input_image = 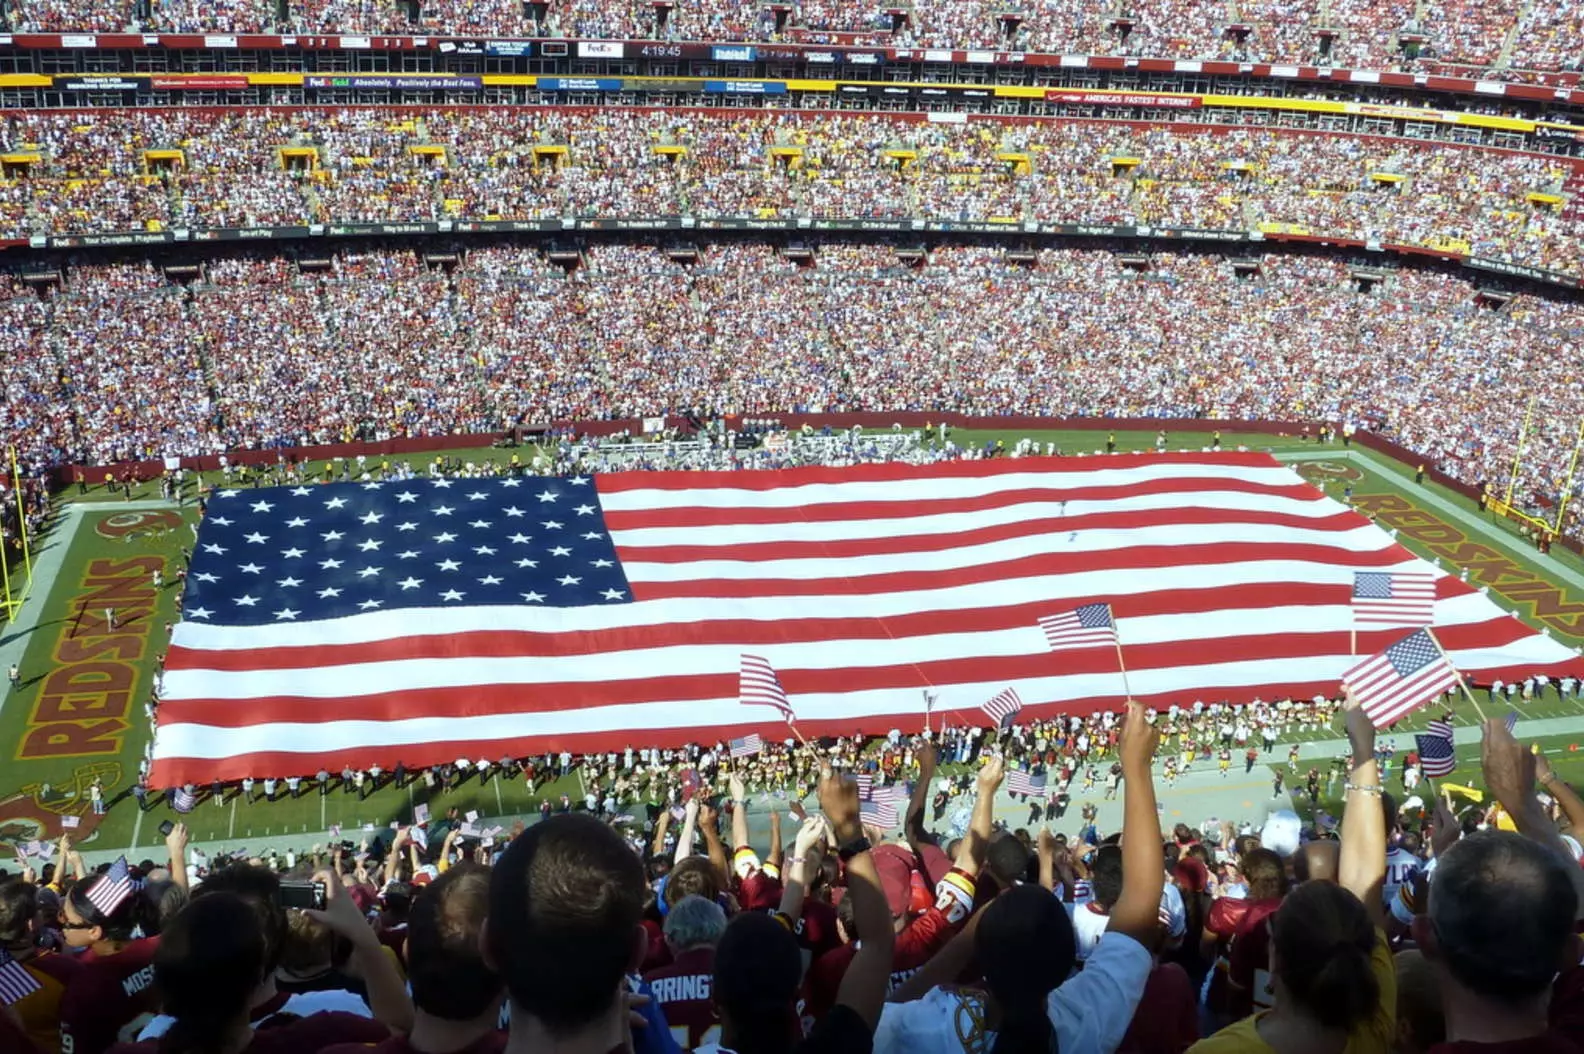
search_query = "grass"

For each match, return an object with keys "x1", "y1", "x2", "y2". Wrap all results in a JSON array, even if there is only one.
[{"x1": 2, "y1": 426, "x2": 1582, "y2": 856}]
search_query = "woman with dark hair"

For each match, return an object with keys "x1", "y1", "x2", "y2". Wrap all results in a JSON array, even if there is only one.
[
  {"x1": 874, "y1": 703, "x2": 1165, "y2": 1054},
  {"x1": 1189, "y1": 693, "x2": 1394, "y2": 1053},
  {"x1": 58, "y1": 859, "x2": 164, "y2": 1054},
  {"x1": 104, "y1": 892, "x2": 387, "y2": 1054}
]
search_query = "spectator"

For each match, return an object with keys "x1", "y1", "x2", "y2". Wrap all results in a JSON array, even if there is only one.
[
  {"x1": 875, "y1": 700, "x2": 1162, "y2": 1051},
  {"x1": 323, "y1": 863, "x2": 503, "y2": 1054},
  {"x1": 1190, "y1": 689, "x2": 1393, "y2": 1051},
  {"x1": 57, "y1": 862, "x2": 163, "y2": 1054},
  {"x1": 104, "y1": 891, "x2": 387, "y2": 1054}
]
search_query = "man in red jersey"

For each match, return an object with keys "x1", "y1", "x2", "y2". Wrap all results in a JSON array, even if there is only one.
[
  {"x1": 644, "y1": 895, "x2": 728, "y2": 1051},
  {"x1": 323, "y1": 864, "x2": 505, "y2": 1054},
  {"x1": 801, "y1": 755, "x2": 1003, "y2": 1020}
]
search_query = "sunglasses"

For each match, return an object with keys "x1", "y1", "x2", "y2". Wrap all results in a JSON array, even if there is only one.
[{"x1": 60, "y1": 921, "x2": 97, "y2": 931}]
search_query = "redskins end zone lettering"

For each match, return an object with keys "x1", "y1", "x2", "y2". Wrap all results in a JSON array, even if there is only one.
[
  {"x1": 19, "y1": 554, "x2": 163, "y2": 759},
  {"x1": 1351, "y1": 493, "x2": 1584, "y2": 640}
]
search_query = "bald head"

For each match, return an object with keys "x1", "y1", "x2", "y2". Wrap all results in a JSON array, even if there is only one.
[{"x1": 1294, "y1": 840, "x2": 1339, "y2": 884}]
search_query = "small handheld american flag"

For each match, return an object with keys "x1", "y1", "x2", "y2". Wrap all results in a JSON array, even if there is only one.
[
  {"x1": 855, "y1": 773, "x2": 873, "y2": 799},
  {"x1": 729, "y1": 733, "x2": 763, "y2": 760},
  {"x1": 859, "y1": 799, "x2": 899, "y2": 829},
  {"x1": 1415, "y1": 731, "x2": 1457, "y2": 778},
  {"x1": 84, "y1": 856, "x2": 138, "y2": 917},
  {"x1": 1039, "y1": 603, "x2": 1119, "y2": 652},
  {"x1": 980, "y1": 687, "x2": 1024, "y2": 730},
  {"x1": 740, "y1": 654, "x2": 795, "y2": 721},
  {"x1": 1008, "y1": 770, "x2": 1048, "y2": 797},
  {"x1": 1342, "y1": 629, "x2": 1462, "y2": 729},
  {"x1": 1352, "y1": 571, "x2": 1437, "y2": 628},
  {"x1": 0, "y1": 947, "x2": 41, "y2": 1007}
]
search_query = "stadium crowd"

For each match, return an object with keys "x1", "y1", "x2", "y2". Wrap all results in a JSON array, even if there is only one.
[
  {"x1": 4, "y1": 696, "x2": 1583, "y2": 1054},
  {"x1": 3, "y1": 110, "x2": 1580, "y2": 279},
  {"x1": 6, "y1": 0, "x2": 1584, "y2": 79},
  {"x1": 5, "y1": 243, "x2": 1583, "y2": 540}
]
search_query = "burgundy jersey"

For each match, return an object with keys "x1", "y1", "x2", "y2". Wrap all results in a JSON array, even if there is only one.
[
  {"x1": 60, "y1": 937, "x2": 161, "y2": 1054},
  {"x1": 644, "y1": 946, "x2": 720, "y2": 1051},
  {"x1": 107, "y1": 1012, "x2": 387, "y2": 1054},
  {"x1": 322, "y1": 1031, "x2": 507, "y2": 1054}
]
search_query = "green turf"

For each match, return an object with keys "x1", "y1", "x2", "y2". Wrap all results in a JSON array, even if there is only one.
[{"x1": 3, "y1": 426, "x2": 1582, "y2": 855}]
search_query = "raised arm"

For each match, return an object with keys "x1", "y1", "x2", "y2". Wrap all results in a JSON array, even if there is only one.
[
  {"x1": 952, "y1": 754, "x2": 1005, "y2": 878},
  {"x1": 1483, "y1": 718, "x2": 1584, "y2": 919},
  {"x1": 1108, "y1": 701, "x2": 1165, "y2": 943},
  {"x1": 165, "y1": 822, "x2": 190, "y2": 893},
  {"x1": 1536, "y1": 751, "x2": 1584, "y2": 836},
  {"x1": 824, "y1": 769, "x2": 894, "y2": 1030},
  {"x1": 1338, "y1": 690, "x2": 1386, "y2": 926},
  {"x1": 698, "y1": 802, "x2": 730, "y2": 885},
  {"x1": 729, "y1": 772, "x2": 750, "y2": 855},
  {"x1": 308, "y1": 869, "x2": 413, "y2": 1034},
  {"x1": 767, "y1": 807, "x2": 785, "y2": 873},
  {"x1": 775, "y1": 816, "x2": 826, "y2": 926},
  {"x1": 675, "y1": 797, "x2": 700, "y2": 860},
  {"x1": 905, "y1": 740, "x2": 938, "y2": 846},
  {"x1": 651, "y1": 808, "x2": 673, "y2": 859}
]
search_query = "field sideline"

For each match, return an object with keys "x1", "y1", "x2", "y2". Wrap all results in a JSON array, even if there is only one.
[{"x1": 1, "y1": 427, "x2": 1580, "y2": 863}]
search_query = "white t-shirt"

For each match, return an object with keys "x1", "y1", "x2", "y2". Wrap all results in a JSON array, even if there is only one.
[
  {"x1": 873, "y1": 930, "x2": 1152, "y2": 1054},
  {"x1": 1068, "y1": 885, "x2": 1185, "y2": 962},
  {"x1": 137, "y1": 989, "x2": 372, "y2": 1039}
]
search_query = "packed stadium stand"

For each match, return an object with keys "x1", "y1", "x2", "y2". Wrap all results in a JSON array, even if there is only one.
[{"x1": 2, "y1": 243, "x2": 1580, "y2": 545}]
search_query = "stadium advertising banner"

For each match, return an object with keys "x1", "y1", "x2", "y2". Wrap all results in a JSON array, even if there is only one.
[
  {"x1": 538, "y1": 77, "x2": 625, "y2": 91},
  {"x1": 149, "y1": 75, "x2": 249, "y2": 90},
  {"x1": 484, "y1": 40, "x2": 532, "y2": 56},
  {"x1": 702, "y1": 80, "x2": 789, "y2": 94},
  {"x1": 710, "y1": 45, "x2": 757, "y2": 61},
  {"x1": 1045, "y1": 90, "x2": 1203, "y2": 107},
  {"x1": 304, "y1": 75, "x2": 482, "y2": 90},
  {"x1": 52, "y1": 75, "x2": 150, "y2": 93}
]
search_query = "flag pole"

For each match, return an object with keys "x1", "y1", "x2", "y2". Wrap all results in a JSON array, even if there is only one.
[
  {"x1": 1425, "y1": 627, "x2": 1488, "y2": 724},
  {"x1": 1108, "y1": 603, "x2": 1133, "y2": 701}
]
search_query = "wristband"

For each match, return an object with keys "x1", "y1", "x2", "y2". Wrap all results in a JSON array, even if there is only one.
[
  {"x1": 789, "y1": 856, "x2": 807, "y2": 865},
  {"x1": 837, "y1": 836, "x2": 872, "y2": 862},
  {"x1": 1345, "y1": 782, "x2": 1382, "y2": 795}
]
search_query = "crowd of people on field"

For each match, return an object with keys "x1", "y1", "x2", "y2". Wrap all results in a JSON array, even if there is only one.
[
  {"x1": 5, "y1": 693, "x2": 1584, "y2": 1054},
  {"x1": 4, "y1": 109, "x2": 1583, "y2": 280},
  {"x1": 6, "y1": 242, "x2": 1584, "y2": 539},
  {"x1": 8, "y1": 0, "x2": 1584, "y2": 77}
]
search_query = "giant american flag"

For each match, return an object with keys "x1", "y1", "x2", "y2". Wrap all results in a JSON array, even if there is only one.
[{"x1": 150, "y1": 454, "x2": 1584, "y2": 784}]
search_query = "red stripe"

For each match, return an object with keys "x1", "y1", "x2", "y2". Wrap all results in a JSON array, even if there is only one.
[
  {"x1": 167, "y1": 580, "x2": 1451, "y2": 674},
  {"x1": 629, "y1": 541, "x2": 1418, "y2": 601},
  {"x1": 604, "y1": 476, "x2": 1319, "y2": 531},
  {"x1": 618, "y1": 505, "x2": 1360, "y2": 564},
  {"x1": 149, "y1": 659, "x2": 1570, "y2": 787},
  {"x1": 155, "y1": 616, "x2": 1535, "y2": 730},
  {"x1": 594, "y1": 450, "x2": 1283, "y2": 494}
]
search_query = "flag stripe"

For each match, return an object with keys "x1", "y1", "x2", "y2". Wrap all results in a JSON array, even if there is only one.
[
  {"x1": 151, "y1": 454, "x2": 1584, "y2": 784},
  {"x1": 606, "y1": 488, "x2": 1342, "y2": 547},
  {"x1": 159, "y1": 602, "x2": 1532, "y2": 708},
  {"x1": 166, "y1": 566, "x2": 1471, "y2": 661}
]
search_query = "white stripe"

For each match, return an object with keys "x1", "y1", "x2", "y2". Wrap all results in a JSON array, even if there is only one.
[
  {"x1": 598, "y1": 463, "x2": 1308, "y2": 512},
  {"x1": 151, "y1": 640, "x2": 1572, "y2": 761},
  {"x1": 169, "y1": 555, "x2": 1430, "y2": 654},
  {"x1": 159, "y1": 595, "x2": 1561, "y2": 702},
  {"x1": 618, "y1": 520, "x2": 1395, "y2": 584},
  {"x1": 609, "y1": 487, "x2": 1336, "y2": 548}
]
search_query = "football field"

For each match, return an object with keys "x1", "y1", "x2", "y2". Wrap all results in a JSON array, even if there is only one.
[{"x1": 2, "y1": 427, "x2": 1582, "y2": 863}]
